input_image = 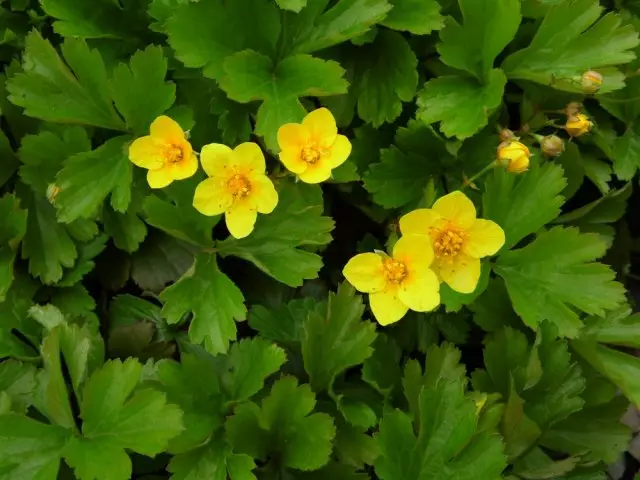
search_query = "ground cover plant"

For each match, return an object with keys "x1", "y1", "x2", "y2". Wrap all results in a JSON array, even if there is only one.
[{"x1": 2, "y1": 0, "x2": 640, "y2": 479}]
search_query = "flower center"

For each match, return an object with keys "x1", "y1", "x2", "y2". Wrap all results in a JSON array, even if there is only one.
[
  {"x1": 165, "y1": 145, "x2": 183, "y2": 164},
  {"x1": 383, "y1": 258, "x2": 408, "y2": 284},
  {"x1": 431, "y1": 224, "x2": 465, "y2": 259},
  {"x1": 227, "y1": 174, "x2": 251, "y2": 199},
  {"x1": 301, "y1": 145, "x2": 321, "y2": 164}
]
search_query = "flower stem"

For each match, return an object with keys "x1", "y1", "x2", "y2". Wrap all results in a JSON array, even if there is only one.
[{"x1": 462, "y1": 162, "x2": 496, "y2": 190}]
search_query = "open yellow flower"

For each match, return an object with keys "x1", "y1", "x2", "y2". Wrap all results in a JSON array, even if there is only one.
[
  {"x1": 128, "y1": 116, "x2": 198, "y2": 189},
  {"x1": 343, "y1": 235, "x2": 440, "y2": 326},
  {"x1": 193, "y1": 142, "x2": 278, "y2": 239},
  {"x1": 277, "y1": 108, "x2": 351, "y2": 184},
  {"x1": 400, "y1": 191, "x2": 505, "y2": 294}
]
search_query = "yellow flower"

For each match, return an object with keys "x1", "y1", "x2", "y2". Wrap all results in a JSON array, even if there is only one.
[
  {"x1": 497, "y1": 140, "x2": 530, "y2": 173},
  {"x1": 277, "y1": 108, "x2": 352, "y2": 184},
  {"x1": 400, "y1": 191, "x2": 505, "y2": 294},
  {"x1": 581, "y1": 70, "x2": 603, "y2": 94},
  {"x1": 129, "y1": 116, "x2": 198, "y2": 189},
  {"x1": 343, "y1": 235, "x2": 440, "y2": 326},
  {"x1": 193, "y1": 142, "x2": 278, "y2": 239},
  {"x1": 565, "y1": 114, "x2": 592, "y2": 137}
]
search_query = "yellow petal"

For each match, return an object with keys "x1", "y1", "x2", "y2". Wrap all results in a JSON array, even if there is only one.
[
  {"x1": 302, "y1": 108, "x2": 337, "y2": 145},
  {"x1": 279, "y1": 149, "x2": 307, "y2": 174},
  {"x1": 193, "y1": 178, "x2": 233, "y2": 216},
  {"x1": 464, "y1": 219, "x2": 505, "y2": 258},
  {"x1": 147, "y1": 168, "x2": 174, "y2": 189},
  {"x1": 172, "y1": 153, "x2": 199, "y2": 180},
  {"x1": 232, "y1": 142, "x2": 266, "y2": 174},
  {"x1": 392, "y1": 234, "x2": 434, "y2": 271},
  {"x1": 369, "y1": 287, "x2": 408, "y2": 326},
  {"x1": 226, "y1": 201, "x2": 257, "y2": 239},
  {"x1": 250, "y1": 174, "x2": 279, "y2": 214},
  {"x1": 200, "y1": 143, "x2": 233, "y2": 177},
  {"x1": 278, "y1": 123, "x2": 310, "y2": 151},
  {"x1": 436, "y1": 254, "x2": 481, "y2": 294},
  {"x1": 298, "y1": 163, "x2": 332, "y2": 184},
  {"x1": 150, "y1": 116, "x2": 185, "y2": 144},
  {"x1": 432, "y1": 191, "x2": 476, "y2": 229},
  {"x1": 399, "y1": 208, "x2": 443, "y2": 236},
  {"x1": 129, "y1": 136, "x2": 165, "y2": 170},
  {"x1": 326, "y1": 134, "x2": 352, "y2": 168},
  {"x1": 399, "y1": 268, "x2": 440, "y2": 312},
  {"x1": 343, "y1": 253, "x2": 386, "y2": 293}
]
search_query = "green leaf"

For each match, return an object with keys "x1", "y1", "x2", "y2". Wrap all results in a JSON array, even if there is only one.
[
  {"x1": 0, "y1": 415, "x2": 70, "y2": 480},
  {"x1": 226, "y1": 376, "x2": 336, "y2": 471},
  {"x1": 168, "y1": 438, "x2": 256, "y2": 480},
  {"x1": 219, "y1": 50, "x2": 348, "y2": 151},
  {"x1": 166, "y1": 0, "x2": 280, "y2": 80},
  {"x1": 18, "y1": 126, "x2": 91, "y2": 195},
  {"x1": 58, "y1": 234, "x2": 108, "y2": 287},
  {"x1": 437, "y1": 0, "x2": 521, "y2": 80},
  {"x1": 0, "y1": 360, "x2": 37, "y2": 414},
  {"x1": 376, "y1": 344, "x2": 506, "y2": 479},
  {"x1": 55, "y1": 136, "x2": 132, "y2": 223},
  {"x1": 276, "y1": 0, "x2": 307, "y2": 12},
  {"x1": 160, "y1": 253, "x2": 247, "y2": 355},
  {"x1": 40, "y1": 0, "x2": 136, "y2": 38},
  {"x1": 102, "y1": 205, "x2": 147, "y2": 254},
  {"x1": 7, "y1": 32, "x2": 125, "y2": 130},
  {"x1": 109, "y1": 46, "x2": 176, "y2": 135},
  {"x1": 503, "y1": 0, "x2": 639, "y2": 93},
  {"x1": 581, "y1": 307, "x2": 640, "y2": 348},
  {"x1": 483, "y1": 161, "x2": 566, "y2": 250},
  {"x1": 50, "y1": 284, "x2": 96, "y2": 323},
  {"x1": 291, "y1": 0, "x2": 392, "y2": 54},
  {"x1": 302, "y1": 284, "x2": 376, "y2": 392},
  {"x1": 382, "y1": 0, "x2": 443, "y2": 34},
  {"x1": 362, "y1": 333, "x2": 401, "y2": 398},
  {"x1": 500, "y1": 388, "x2": 541, "y2": 462},
  {"x1": 249, "y1": 298, "x2": 322, "y2": 344},
  {"x1": 63, "y1": 358, "x2": 183, "y2": 480},
  {"x1": 495, "y1": 227, "x2": 625, "y2": 337},
  {"x1": 0, "y1": 194, "x2": 27, "y2": 301},
  {"x1": 600, "y1": 76, "x2": 640, "y2": 124},
  {"x1": 612, "y1": 127, "x2": 640, "y2": 181},
  {"x1": 416, "y1": 69, "x2": 506, "y2": 139},
  {"x1": 470, "y1": 278, "x2": 521, "y2": 332},
  {"x1": 217, "y1": 181, "x2": 334, "y2": 287}
]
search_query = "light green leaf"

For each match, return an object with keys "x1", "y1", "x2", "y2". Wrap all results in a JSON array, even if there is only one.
[
  {"x1": 503, "y1": 0, "x2": 639, "y2": 93},
  {"x1": 0, "y1": 415, "x2": 70, "y2": 480},
  {"x1": 382, "y1": 0, "x2": 443, "y2": 34},
  {"x1": 226, "y1": 376, "x2": 336, "y2": 471},
  {"x1": 166, "y1": 0, "x2": 280, "y2": 80},
  {"x1": 0, "y1": 360, "x2": 37, "y2": 414},
  {"x1": 219, "y1": 50, "x2": 348, "y2": 151},
  {"x1": 376, "y1": 344, "x2": 506, "y2": 480},
  {"x1": 437, "y1": 0, "x2": 521, "y2": 79},
  {"x1": 302, "y1": 284, "x2": 377, "y2": 392},
  {"x1": 495, "y1": 227, "x2": 625, "y2": 337},
  {"x1": 0, "y1": 194, "x2": 27, "y2": 301},
  {"x1": 160, "y1": 253, "x2": 247, "y2": 355},
  {"x1": 110, "y1": 46, "x2": 176, "y2": 135},
  {"x1": 55, "y1": 136, "x2": 132, "y2": 223},
  {"x1": 64, "y1": 436, "x2": 131, "y2": 480},
  {"x1": 416, "y1": 69, "x2": 506, "y2": 139},
  {"x1": 168, "y1": 438, "x2": 256, "y2": 480},
  {"x1": 7, "y1": 32, "x2": 125, "y2": 130},
  {"x1": 612, "y1": 127, "x2": 640, "y2": 180},
  {"x1": 581, "y1": 307, "x2": 640, "y2": 348},
  {"x1": 276, "y1": 0, "x2": 307, "y2": 12},
  {"x1": 217, "y1": 181, "x2": 334, "y2": 287},
  {"x1": 50, "y1": 284, "x2": 96, "y2": 323},
  {"x1": 102, "y1": 205, "x2": 147, "y2": 253},
  {"x1": 483, "y1": 161, "x2": 566, "y2": 250}
]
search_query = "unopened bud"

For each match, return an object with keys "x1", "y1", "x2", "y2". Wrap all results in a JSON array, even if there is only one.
[
  {"x1": 564, "y1": 102, "x2": 581, "y2": 117},
  {"x1": 499, "y1": 128, "x2": 517, "y2": 142},
  {"x1": 565, "y1": 113, "x2": 592, "y2": 137},
  {"x1": 46, "y1": 184, "x2": 61, "y2": 203},
  {"x1": 540, "y1": 135, "x2": 565, "y2": 157},
  {"x1": 497, "y1": 140, "x2": 530, "y2": 174},
  {"x1": 581, "y1": 71, "x2": 603, "y2": 94}
]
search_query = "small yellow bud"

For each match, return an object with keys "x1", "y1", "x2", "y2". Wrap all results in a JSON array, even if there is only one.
[
  {"x1": 540, "y1": 135, "x2": 565, "y2": 157},
  {"x1": 499, "y1": 128, "x2": 517, "y2": 142},
  {"x1": 565, "y1": 113, "x2": 592, "y2": 137},
  {"x1": 497, "y1": 140, "x2": 530, "y2": 174},
  {"x1": 581, "y1": 70, "x2": 603, "y2": 94},
  {"x1": 46, "y1": 184, "x2": 61, "y2": 203}
]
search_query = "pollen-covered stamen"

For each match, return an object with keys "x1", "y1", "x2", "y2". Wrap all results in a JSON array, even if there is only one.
[
  {"x1": 383, "y1": 258, "x2": 408, "y2": 284},
  {"x1": 431, "y1": 224, "x2": 466, "y2": 258},
  {"x1": 165, "y1": 145, "x2": 184, "y2": 164},
  {"x1": 227, "y1": 173, "x2": 251, "y2": 199},
  {"x1": 301, "y1": 145, "x2": 321, "y2": 164}
]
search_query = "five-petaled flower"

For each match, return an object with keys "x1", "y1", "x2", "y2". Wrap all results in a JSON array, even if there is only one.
[
  {"x1": 128, "y1": 116, "x2": 198, "y2": 189},
  {"x1": 277, "y1": 108, "x2": 352, "y2": 183},
  {"x1": 343, "y1": 235, "x2": 440, "y2": 326},
  {"x1": 400, "y1": 191, "x2": 505, "y2": 294},
  {"x1": 193, "y1": 142, "x2": 278, "y2": 239}
]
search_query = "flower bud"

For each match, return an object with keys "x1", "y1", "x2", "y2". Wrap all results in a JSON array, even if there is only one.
[
  {"x1": 581, "y1": 70, "x2": 603, "y2": 94},
  {"x1": 540, "y1": 135, "x2": 565, "y2": 157},
  {"x1": 46, "y1": 184, "x2": 61, "y2": 203},
  {"x1": 564, "y1": 102, "x2": 581, "y2": 117},
  {"x1": 565, "y1": 113, "x2": 592, "y2": 137},
  {"x1": 497, "y1": 140, "x2": 530, "y2": 174},
  {"x1": 499, "y1": 128, "x2": 517, "y2": 142}
]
